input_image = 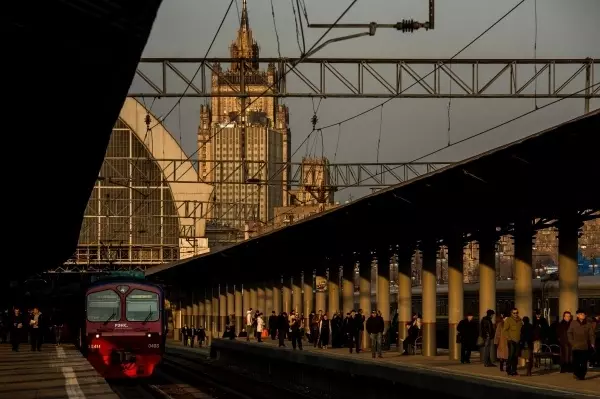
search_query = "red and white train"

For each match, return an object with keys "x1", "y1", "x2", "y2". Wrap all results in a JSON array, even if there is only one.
[{"x1": 78, "y1": 278, "x2": 166, "y2": 378}]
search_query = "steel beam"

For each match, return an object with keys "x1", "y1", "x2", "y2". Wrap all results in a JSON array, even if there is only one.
[
  {"x1": 130, "y1": 58, "x2": 599, "y2": 99},
  {"x1": 101, "y1": 158, "x2": 453, "y2": 188}
]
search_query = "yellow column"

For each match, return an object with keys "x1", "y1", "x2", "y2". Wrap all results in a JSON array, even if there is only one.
[
  {"x1": 478, "y1": 232, "x2": 497, "y2": 320},
  {"x1": 328, "y1": 266, "x2": 341, "y2": 316},
  {"x1": 204, "y1": 294, "x2": 212, "y2": 343},
  {"x1": 559, "y1": 216, "x2": 580, "y2": 315},
  {"x1": 212, "y1": 288, "x2": 219, "y2": 336},
  {"x1": 421, "y1": 240, "x2": 438, "y2": 357},
  {"x1": 303, "y1": 271, "x2": 313, "y2": 327},
  {"x1": 234, "y1": 284, "x2": 243, "y2": 334},
  {"x1": 514, "y1": 219, "x2": 533, "y2": 320},
  {"x1": 359, "y1": 253, "x2": 372, "y2": 350},
  {"x1": 447, "y1": 238, "x2": 464, "y2": 361},
  {"x1": 242, "y1": 284, "x2": 251, "y2": 315},
  {"x1": 342, "y1": 259, "x2": 355, "y2": 314},
  {"x1": 292, "y1": 276, "x2": 302, "y2": 314},
  {"x1": 282, "y1": 276, "x2": 292, "y2": 314},
  {"x1": 257, "y1": 286, "x2": 266, "y2": 314},
  {"x1": 250, "y1": 285, "x2": 258, "y2": 311},
  {"x1": 185, "y1": 292, "x2": 193, "y2": 327},
  {"x1": 273, "y1": 280, "x2": 282, "y2": 315},
  {"x1": 265, "y1": 285, "x2": 274, "y2": 314},
  {"x1": 377, "y1": 249, "x2": 391, "y2": 333},
  {"x1": 219, "y1": 284, "x2": 227, "y2": 335},
  {"x1": 397, "y1": 248, "x2": 413, "y2": 348},
  {"x1": 198, "y1": 295, "x2": 206, "y2": 330},
  {"x1": 315, "y1": 269, "x2": 327, "y2": 315},
  {"x1": 192, "y1": 292, "x2": 199, "y2": 327}
]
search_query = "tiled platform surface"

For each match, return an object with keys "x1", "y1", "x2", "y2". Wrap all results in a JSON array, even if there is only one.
[
  {"x1": 0, "y1": 343, "x2": 118, "y2": 399},
  {"x1": 182, "y1": 337, "x2": 599, "y2": 398}
]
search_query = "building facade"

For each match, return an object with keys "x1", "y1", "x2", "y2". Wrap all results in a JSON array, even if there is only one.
[
  {"x1": 198, "y1": 0, "x2": 291, "y2": 232},
  {"x1": 64, "y1": 98, "x2": 212, "y2": 271}
]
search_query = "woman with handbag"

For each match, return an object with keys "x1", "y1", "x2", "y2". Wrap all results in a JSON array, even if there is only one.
[
  {"x1": 494, "y1": 314, "x2": 508, "y2": 371},
  {"x1": 520, "y1": 316, "x2": 535, "y2": 376}
]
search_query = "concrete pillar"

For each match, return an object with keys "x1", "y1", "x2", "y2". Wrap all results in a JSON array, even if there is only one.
[
  {"x1": 273, "y1": 280, "x2": 282, "y2": 315},
  {"x1": 514, "y1": 219, "x2": 533, "y2": 320},
  {"x1": 303, "y1": 271, "x2": 313, "y2": 327},
  {"x1": 227, "y1": 284, "x2": 235, "y2": 327},
  {"x1": 185, "y1": 293, "x2": 193, "y2": 327},
  {"x1": 234, "y1": 284, "x2": 243, "y2": 334},
  {"x1": 282, "y1": 277, "x2": 292, "y2": 314},
  {"x1": 342, "y1": 259, "x2": 355, "y2": 314},
  {"x1": 447, "y1": 238, "x2": 464, "y2": 361},
  {"x1": 212, "y1": 288, "x2": 219, "y2": 336},
  {"x1": 199, "y1": 295, "x2": 206, "y2": 330},
  {"x1": 479, "y1": 232, "x2": 497, "y2": 320},
  {"x1": 265, "y1": 285, "x2": 274, "y2": 314},
  {"x1": 359, "y1": 253, "x2": 372, "y2": 349},
  {"x1": 315, "y1": 268, "x2": 327, "y2": 315},
  {"x1": 328, "y1": 266, "x2": 340, "y2": 317},
  {"x1": 243, "y1": 284, "x2": 251, "y2": 316},
  {"x1": 192, "y1": 292, "x2": 199, "y2": 327},
  {"x1": 250, "y1": 285, "x2": 258, "y2": 311},
  {"x1": 559, "y1": 216, "x2": 580, "y2": 314},
  {"x1": 205, "y1": 295, "x2": 212, "y2": 337},
  {"x1": 397, "y1": 249, "x2": 413, "y2": 348},
  {"x1": 257, "y1": 286, "x2": 266, "y2": 314},
  {"x1": 377, "y1": 250, "x2": 391, "y2": 332},
  {"x1": 421, "y1": 240, "x2": 438, "y2": 357},
  {"x1": 219, "y1": 285, "x2": 227, "y2": 335},
  {"x1": 292, "y1": 276, "x2": 302, "y2": 314}
]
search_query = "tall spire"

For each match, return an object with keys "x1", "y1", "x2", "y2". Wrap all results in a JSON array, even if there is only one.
[{"x1": 240, "y1": 0, "x2": 249, "y2": 32}]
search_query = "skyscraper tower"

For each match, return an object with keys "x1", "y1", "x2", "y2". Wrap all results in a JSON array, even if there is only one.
[{"x1": 198, "y1": 0, "x2": 291, "y2": 232}]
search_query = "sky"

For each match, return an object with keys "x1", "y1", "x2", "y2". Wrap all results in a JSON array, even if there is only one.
[{"x1": 133, "y1": 0, "x2": 599, "y2": 201}]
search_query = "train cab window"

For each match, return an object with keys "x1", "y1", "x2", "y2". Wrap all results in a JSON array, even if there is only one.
[
  {"x1": 87, "y1": 290, "x2": 121, "y2": 322},
  {"x1": 126, "y1": 289, "x2": 160, "y2": 322}
]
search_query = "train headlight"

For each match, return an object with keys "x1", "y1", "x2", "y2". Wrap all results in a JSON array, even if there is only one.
[
  {"x1": 147, "y1": 333, "x2": 152, "y2": 338},
  {"x1": 95, "y1": 334, "x2": 100, "y2": 338}
]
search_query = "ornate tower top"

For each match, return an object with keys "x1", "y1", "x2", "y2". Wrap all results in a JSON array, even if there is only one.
[{"x1": 230, "y1": 0, "x2": 259, "y2": 72}]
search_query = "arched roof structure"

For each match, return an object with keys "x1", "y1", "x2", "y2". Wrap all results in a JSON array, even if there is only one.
[{"x1": 117, "y1": 98, "x2": 213, "y2": 259}]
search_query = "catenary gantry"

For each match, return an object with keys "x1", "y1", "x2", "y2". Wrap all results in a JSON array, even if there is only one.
[{"x1": 148, "y1": 110, "x2": 599, "y2": 359}]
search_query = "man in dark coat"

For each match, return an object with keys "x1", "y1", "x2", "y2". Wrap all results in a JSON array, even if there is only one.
[
  {"x1": 10, "y1": 307, "x2": 26, "y2": 351},
  {"x1": 458, "y1": 313, "x2": 478, "y2": 364}
]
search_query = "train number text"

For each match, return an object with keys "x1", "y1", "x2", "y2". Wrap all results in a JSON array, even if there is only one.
[{"x1": 148, "y1": 343, "x2": 160, "y2": 348}]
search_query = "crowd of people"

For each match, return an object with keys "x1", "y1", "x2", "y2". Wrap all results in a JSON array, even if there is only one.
[
  {"x1": 456, "y1": 307, "x2": 598, "y2": 380},
  {"x1": 180, "y1": 305, "x2": 599, "y2": 381},
  {"x1": 0, "y1": 306, "x2": 65, "y2": 352}
]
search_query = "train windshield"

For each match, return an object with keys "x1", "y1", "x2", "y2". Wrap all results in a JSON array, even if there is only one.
[
  {"x1": 87, "y1": 290, "x2": 121, "y2": 322},
  {"x1": 126, "y1": 289, "x2": 160, "y2": 322}
]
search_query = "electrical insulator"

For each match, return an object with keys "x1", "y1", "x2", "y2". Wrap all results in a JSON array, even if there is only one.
[{"x1": 144, "y1": 114, "x2": 151, "y2": 128}]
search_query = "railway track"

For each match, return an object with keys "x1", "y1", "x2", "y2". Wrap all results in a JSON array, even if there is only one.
[
  {"x1": 163, "y1": 349, "x2": 316, "y2": 399},
  {"x1": 110, "y1": 368, "x2": 210, "y2": 399}
]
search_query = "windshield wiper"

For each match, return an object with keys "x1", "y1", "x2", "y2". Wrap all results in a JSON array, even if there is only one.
[
  {"x1": 103, "y1": 312, "x2": 116, "y2": 325},
  {"x1": 142, "y1": 311, "x2": 154, "y2": 324}
]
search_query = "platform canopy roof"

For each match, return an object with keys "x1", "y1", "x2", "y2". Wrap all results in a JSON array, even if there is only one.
[
  {"x1": 8, "y1": 0, "x2": 163, "y2": 278},
  {"x1": 148, "y1": 110, "x2": 600, "y2": 285}
]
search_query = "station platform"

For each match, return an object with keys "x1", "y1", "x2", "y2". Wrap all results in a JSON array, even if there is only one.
[
  {"x1": 0, "y1": 343, "x2": 118, "y2": 399},
  {"x1": 176, "y1": 337, "x2": 598, "y2": 399}
]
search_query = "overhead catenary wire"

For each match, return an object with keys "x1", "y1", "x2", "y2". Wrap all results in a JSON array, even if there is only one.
[
  {"x1": 270, "y1": 0, "x2": 282, "y2": 58},
  {"x1": 316, "y1": 0, "x2": 528, "y2": 132},
  {"x1": 290, "y1": 0, "x2": 304, "y2": 55}
]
